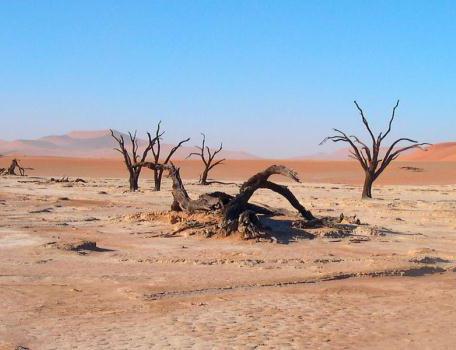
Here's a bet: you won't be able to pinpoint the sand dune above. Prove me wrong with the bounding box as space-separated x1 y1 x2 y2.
404 142 456 161
3 130 455 162
0 129 258 160
298 142 455 162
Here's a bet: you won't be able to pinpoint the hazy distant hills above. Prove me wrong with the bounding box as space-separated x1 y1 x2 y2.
1 130 454 161
294 148 352 160
298 143 456 161
0 130 259 160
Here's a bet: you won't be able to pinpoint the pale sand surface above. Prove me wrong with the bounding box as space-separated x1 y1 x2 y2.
1 172 456 349
1 156 456 185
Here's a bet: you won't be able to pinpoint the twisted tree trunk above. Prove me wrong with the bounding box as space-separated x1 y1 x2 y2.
150 121 190 191
129 169 141 191
200 167 210 185
187 133 225 185
140 162 315 237
220 165 315 233
154 171 163 191
361 172 374 199
1 159 28 176
321 100 429 199
110 129 157 192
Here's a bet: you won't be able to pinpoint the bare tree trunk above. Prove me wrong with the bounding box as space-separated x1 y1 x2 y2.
7 160 18 175
150 121 190 191
200 168 209 185
1 159 29 176
362 172 374 199
129 170 140 191
110 129 157 192
153 169 168 191
153 170 161 191
321 100 429 199
187 133 225 185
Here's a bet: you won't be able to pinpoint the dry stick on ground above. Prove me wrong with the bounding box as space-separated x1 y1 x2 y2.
187 133 226 185
150 121 190 191
110 129 157 191
139 162 315 239
320 100 430 199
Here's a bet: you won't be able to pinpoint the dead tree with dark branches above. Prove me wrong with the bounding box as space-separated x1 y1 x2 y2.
320 100 429 199
149 121 190 191
110 130 157 191
138 162 316 239
0 159 30 176
187 133 225 185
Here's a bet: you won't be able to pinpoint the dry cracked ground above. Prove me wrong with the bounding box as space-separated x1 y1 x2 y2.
1 176 456 349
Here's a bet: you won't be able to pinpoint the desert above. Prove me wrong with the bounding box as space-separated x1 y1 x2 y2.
3 2 456 349
1 154 456 349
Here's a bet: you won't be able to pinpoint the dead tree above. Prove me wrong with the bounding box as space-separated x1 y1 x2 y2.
321 100 429 199
110 130 157 191
149 121 190 191
139 162 315 238
187 133 225 185
0 159 29 176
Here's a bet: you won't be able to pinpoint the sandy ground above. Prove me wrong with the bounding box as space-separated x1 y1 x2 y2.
1 171 456 349
1 156 456 185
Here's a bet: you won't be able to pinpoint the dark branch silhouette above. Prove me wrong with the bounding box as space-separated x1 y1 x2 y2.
149 121 190 191
0 158 31 176
138 162 315 238
187 133 225 185
320 100 430 199
110 129 156 191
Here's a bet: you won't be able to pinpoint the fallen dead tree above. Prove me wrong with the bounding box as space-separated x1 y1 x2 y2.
0 159 32 176
49 177 87 183
139 162 316 239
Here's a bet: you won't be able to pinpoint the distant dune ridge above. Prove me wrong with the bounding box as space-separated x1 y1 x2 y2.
0 130 454 161
0 130 258 159
302 143 455 162
402 142 456 161
293 148 352 160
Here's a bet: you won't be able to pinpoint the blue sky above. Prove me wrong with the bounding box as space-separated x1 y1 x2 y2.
0 0 455 157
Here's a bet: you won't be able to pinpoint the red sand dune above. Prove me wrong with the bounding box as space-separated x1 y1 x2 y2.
2 130 455 162
404 142 456 161
301 143 455 162
0 130 258 160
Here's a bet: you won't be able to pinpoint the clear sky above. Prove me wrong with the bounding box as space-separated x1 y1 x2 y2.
1 0 455 157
